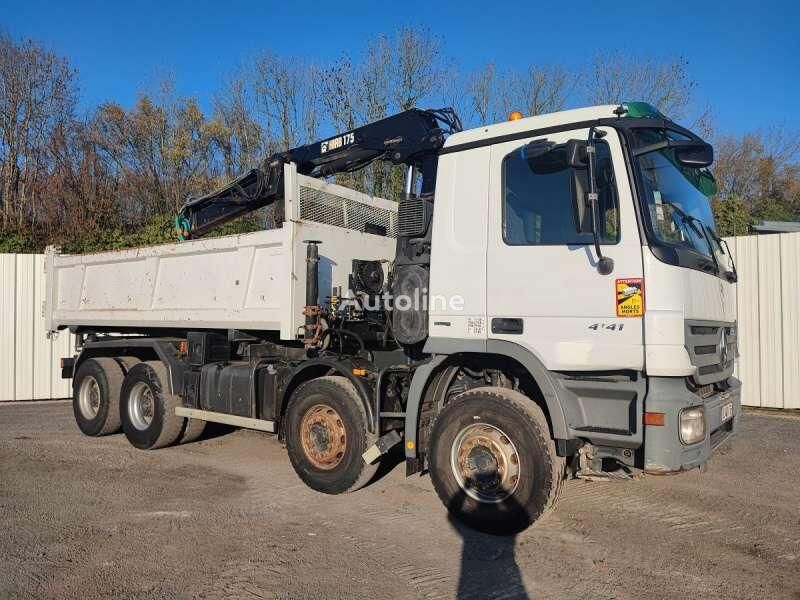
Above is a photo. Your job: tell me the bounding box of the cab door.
[486,127,644,371]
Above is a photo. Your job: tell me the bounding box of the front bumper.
[643,376,742,473]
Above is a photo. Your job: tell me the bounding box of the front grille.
[684,321,738,385]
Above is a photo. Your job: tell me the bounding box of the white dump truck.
[46,103,741,533]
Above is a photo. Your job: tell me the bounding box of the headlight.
[679,406,706,445]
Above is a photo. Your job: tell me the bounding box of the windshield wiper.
[659,199,721,275]
[706,227,738,283]
[661,199,705,238]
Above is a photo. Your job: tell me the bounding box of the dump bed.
[44,165,397,341]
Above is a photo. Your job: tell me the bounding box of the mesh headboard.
[291,168,398,238]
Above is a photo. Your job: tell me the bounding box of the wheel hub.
[78,376,101,419]
[128,382,155,431]
[300,404,347,470]
[451,423,521,504]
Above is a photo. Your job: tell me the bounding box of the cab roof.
[443,104,623,149]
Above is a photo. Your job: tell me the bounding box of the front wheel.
[285,376,378,494]
[428,387,565,534]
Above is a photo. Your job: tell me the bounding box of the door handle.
[491,318,524,334]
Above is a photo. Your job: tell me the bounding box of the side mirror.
[565,139,588,168]
[675,143,713,167]
[524,140,568,174]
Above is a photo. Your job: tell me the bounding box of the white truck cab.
[423,103,740,479]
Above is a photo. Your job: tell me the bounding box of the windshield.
[633,129,722,264]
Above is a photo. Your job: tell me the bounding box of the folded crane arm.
[177,108,461,239]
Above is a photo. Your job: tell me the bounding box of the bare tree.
[585,52,695,118]
[507,64,574,117]
[320,55,365,193]
[252,53,321,152]
[466,63,496,126]
[0,33,77,230]
[212,73,264,177]
[320,28,446,198]
[391,27,444,111]
[463,62,575,127]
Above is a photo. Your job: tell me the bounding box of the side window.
[502,141,619,245]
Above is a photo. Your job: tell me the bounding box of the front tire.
[72,357,125,436]
[429,387,565,534]
[285,376,378,494]
[120,361,184,450]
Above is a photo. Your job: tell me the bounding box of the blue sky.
[2,0,799,135]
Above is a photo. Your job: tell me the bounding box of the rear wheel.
[115,355,141,373]
[120,361,184,450]
[429,386,565,534]
[179,416,206,444]
[72,357,125,436]
[285,376,378,494]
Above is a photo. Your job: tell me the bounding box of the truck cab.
[423,104,740,479]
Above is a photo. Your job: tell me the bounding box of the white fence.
[1,238,799,407]
[1,254,73,401]
[726,232,800,410]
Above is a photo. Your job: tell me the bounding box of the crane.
[176,108,462,239]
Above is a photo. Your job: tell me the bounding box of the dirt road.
[1,401,798,599]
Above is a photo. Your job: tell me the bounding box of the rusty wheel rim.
[450,423,521,504]
[299,403,347,470]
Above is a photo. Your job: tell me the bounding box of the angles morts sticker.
[615,278,644,317]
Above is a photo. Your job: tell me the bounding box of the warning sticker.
[466,317,486,336]
[616,278,644,317]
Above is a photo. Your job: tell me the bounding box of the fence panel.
[757,235,783,408]
[0,255,16,401]
[726,232,800,409]
[0,253,73,401]
[780,234,800,409]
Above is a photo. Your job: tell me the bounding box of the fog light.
[679,406,706,445]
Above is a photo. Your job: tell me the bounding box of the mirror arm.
[586,127,614,275]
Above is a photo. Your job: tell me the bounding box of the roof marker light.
[618,101,664,119]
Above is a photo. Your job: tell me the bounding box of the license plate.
[721,402,734,422]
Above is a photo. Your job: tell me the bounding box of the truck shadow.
[365,455,529,597]
[195,422,237,442]
[447,491,529,599]
[363,444,406,488]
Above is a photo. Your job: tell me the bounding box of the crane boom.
[177,108,461,238]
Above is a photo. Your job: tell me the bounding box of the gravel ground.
[1,401,799,600]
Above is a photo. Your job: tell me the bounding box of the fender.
[485,339,569,439]
[74,337,185,395]
[281,358,376,434]
[404,339,571,459]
